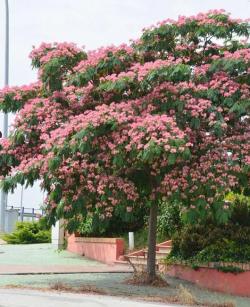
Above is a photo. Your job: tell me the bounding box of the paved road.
[0,289,180,307]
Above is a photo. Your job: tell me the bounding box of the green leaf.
[56,199,65,218]
[113,154,124,168]
[182,148,191,160]
[48,157,61,171]
[191,118,200,129]
[168,153,176,165]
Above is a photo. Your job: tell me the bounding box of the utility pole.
[0,0,9,232]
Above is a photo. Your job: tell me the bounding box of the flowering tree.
[0,11,249,281]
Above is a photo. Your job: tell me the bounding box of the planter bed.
[159,262,250,297]
[67,234,124,264]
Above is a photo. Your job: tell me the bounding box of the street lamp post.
[20,186,24,222]
[4,0,9,136]
[0,0,9,232]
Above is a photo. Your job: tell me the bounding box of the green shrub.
[166,194,250,266]
[170,223,250,262]
[215,265,244,274]
[196,240,250,263]
[157,200,182,239]
[169,193,250,260]
[77,215,93,236]
[76,203,148,237]
[37,216,51,231]
[3,221,51,244]
[229,195,250,226]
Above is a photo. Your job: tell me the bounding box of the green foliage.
[215,265,244,274]
[170,222,250,262]
[71,49,134,87]
[0,152,19,178]
[38,52,86,92]
[138,12,249,58]
[165,197,250,272]
[133,228,149,249]
[143,63,191,85]
[37,216,51,231]
[0,168,41,193]
[75,203,148,237]
[181,198,232,225]
[225,193,250,226]
[3,221,51,244]
[0,89,39,113]
[209,58,249,77]
[196,240,250,263]
[157,200,182,238]
[77,215,93,236]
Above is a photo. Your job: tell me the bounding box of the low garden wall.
[159,263,250,297]
[67,234,124,264]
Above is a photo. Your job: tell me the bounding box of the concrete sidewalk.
[0,243,132,274]
[0,264,132,274]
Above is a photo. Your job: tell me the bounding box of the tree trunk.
[146,201,158,283]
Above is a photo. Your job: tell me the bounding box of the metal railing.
[7,206,45,222]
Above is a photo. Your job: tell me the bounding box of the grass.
[4,282,236,307]
[49,282,106,295]
[125,271,169,287]
[178,284,197,305]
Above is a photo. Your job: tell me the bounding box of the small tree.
[0,11,249,282]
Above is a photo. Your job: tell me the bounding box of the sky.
[0,0,249,209]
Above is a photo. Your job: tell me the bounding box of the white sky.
[0,0,249,209]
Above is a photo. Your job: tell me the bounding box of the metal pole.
[20,186,23,222]
[4,0,9,136]
[0,0,9,232]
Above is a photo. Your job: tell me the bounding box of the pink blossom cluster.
[0,138,11,151]
[29,42,83,65]
[223,48,250,61]
[126,114,187,152]
[43,155,139,215]
[182,97,212,118]
[143,10,244,32]
[0,82,41,107]
[159,149,239,207]
[8,97,75,175]
[74,44,133,73]
[101,58,180,83]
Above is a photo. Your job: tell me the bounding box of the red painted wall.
[160,264,250,297]
[67,234,124,264]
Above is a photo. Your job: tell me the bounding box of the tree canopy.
[0,10,249,231]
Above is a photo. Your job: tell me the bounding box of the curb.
[0,270,133,276]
